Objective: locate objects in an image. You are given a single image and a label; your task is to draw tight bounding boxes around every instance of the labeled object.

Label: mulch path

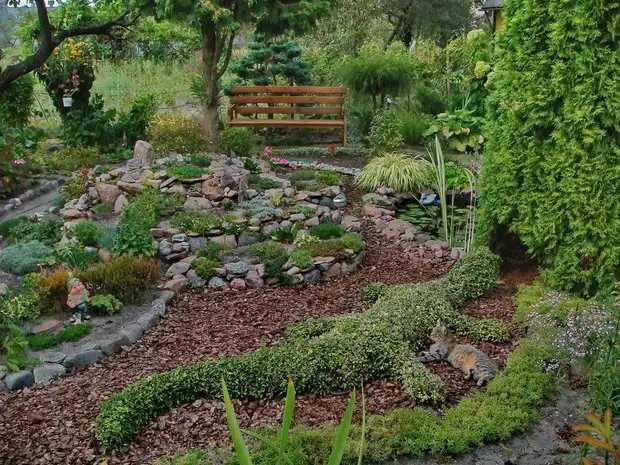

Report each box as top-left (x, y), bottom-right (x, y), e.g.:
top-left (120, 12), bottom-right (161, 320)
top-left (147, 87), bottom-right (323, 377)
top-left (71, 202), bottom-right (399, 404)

top-left (0, 226), bottom-right (528, 465)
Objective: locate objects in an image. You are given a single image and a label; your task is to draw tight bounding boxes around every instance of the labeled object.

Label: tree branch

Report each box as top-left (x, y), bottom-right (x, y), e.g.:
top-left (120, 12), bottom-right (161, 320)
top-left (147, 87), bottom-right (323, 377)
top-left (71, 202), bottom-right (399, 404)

top-left (217, 31), bottom-right (236, 79)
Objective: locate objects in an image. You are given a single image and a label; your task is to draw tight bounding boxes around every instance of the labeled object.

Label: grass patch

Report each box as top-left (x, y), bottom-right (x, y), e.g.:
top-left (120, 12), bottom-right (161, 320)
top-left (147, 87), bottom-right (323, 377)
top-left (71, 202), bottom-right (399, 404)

top-left (298, 232), bottom-right (365, 257)
top-left (27, 323), bottom-right (90, 350)
top-left (309, 222), bottom-right (346, 240)
top-left (290, 169), bottom-right (317, 181)
top-left (248, 175), bottom-right (281, 190)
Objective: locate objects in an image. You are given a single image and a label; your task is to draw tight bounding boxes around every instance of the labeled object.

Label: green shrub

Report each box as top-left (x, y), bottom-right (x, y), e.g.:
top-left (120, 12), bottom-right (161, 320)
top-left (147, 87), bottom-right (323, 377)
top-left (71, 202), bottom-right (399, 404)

top-left (0, 217), bottom-right (27, 239)
top-left (248, 175), bottom-right (281, 190)
top-left (368, 107), bottom-right (404, 155)
top-left (61, 176), bottom-right (88, 199)
top-left (478, 0), bottom-right (619, 297)
top-left (95, 248), bottom-right (503, 452)
top-left (78, 256), bottom-right (159, 302)
top-left (250, 242), bottom-right (288, 262)
top-left (56, 245), bottom-right (102, 270)
top-left (171, 211), bottom-right (222, 236)
top-left (355, 153), bottom-right (432, 193)
top-left (167, 165), bottom-right (204, 180)
top-left (315, 170), bottom-right (341, 187)
top-left (185, 154), bottom-right (213, 167)
top-left (7, 217), bottom-right (64, 246)
top-left (290, 250), bottom-right (313, 270)
top-left (130, 189), bottom-right (183, 219)
top-left (96, 225), bottom-right (117, 250)
top-left (424, 109), bottom-right (484, 153)
top-left (241, 198), bottom-right (283, 219)
top-left (113, 225), bottom-right (157, 257)
top-left (397, 111), bottom-right (432, 146)
top-left (289, 204), bottom-right (316, 217)
top-left (90, 294), bottom-right (123, 315)
top-left (72, 220), bottom-right (101, 246)
top-left (27, 323), bottom-right (90, 350)
top-left (196, 242), bottom-right (223, 260)
top-left (219, 127), bottom-right (255, 156)
top-left (0, 293), bottom-right (40, 323)
top-left (115, 92), bottom-right (159, 145)
top-left (0, 74), bottom-right (35, 128)
top-left (94, 203), bottom-right (114, 213)
top-left (271, 147), bottom-right (369, 159)
top-left (298, 232), bottom-right (365, 257)
top-left (0, 241), bottom-right (54, 275)
top-left (309, 222), bottom-right (346, 240)
top-left (362, 282), bottom-right (389, 302)
top-left (192, 257), bottom-right (220, 280)
top-left (270, 225), bottom-right (298, 243)
top-left (147, 114), bottom-right (207, 154)
top-left (290, 169), bottom-right (317, 182)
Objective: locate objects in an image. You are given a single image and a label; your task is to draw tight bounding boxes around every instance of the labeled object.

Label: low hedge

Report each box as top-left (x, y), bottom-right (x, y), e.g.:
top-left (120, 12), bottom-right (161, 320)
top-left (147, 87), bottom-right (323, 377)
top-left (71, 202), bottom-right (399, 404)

top-left (96, 248), bottom-right (506, 451)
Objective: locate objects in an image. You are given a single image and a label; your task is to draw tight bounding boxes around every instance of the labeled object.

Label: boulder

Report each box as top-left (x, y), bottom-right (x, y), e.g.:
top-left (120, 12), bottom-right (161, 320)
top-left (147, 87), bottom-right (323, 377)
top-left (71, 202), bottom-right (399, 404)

top-left (34, 363), bottom-right (67, 383)
top-left (304, 216), bottom-right (320, 227)
top-left (99, 334), bottom-right (130, 355)
top-left (289, 273), bottom-right (304, 285)
top-left (134, 140), bottom-right (155, 164)
top-left (167, 184), bottom-right (187, 197)
top-left (59, 208), bottom-right (83, 219)
top-left (224, 261), bottom-right (249, 278)
top-left (183, 197), bottom-right (212, 212)
top-left (166, 262), bottom-right (190, 276)
top-left (202, 184), bottom-right (225, 201)
top-left (361, 205), bottom-right (393, 219)
top-left (137, 311), bottom-right (160, 331)
top-left (164, 276), bottom-right (188, 292)
top-left (120, 324), bottom-right (144, 344)
top-left (186, 270), bottom-right (206, 289)
top-left (245, 270), bottom-right (264, 288)
top-left (188, 236), bottom-right (208, 252)
top-left (210, 234), bottom-right (237, 249)
top-left (117, 181), bottom-right (146, 194)
top-left (303, 269), bottom-right (322, 283)
top-left (208, 277), bottom-right (228, 290)
top-left (114, 194), bottom-right (129, 212)
top-left (159, 240), bottom-right (173, 256)
top-left (64, 350), bottom-right (104, 369)
top-left (323, 262), bottom-right (342, 278)
top-left (229, 278), bottom-right (246, 291)
top-left (39, 351), bottom-right (66, 364)
top-left (237, 231), bottom-right (261, 247)
top-left (4, 370), bottom-right (34, 390)
top-left (31, 319), bottom-right (64, 335)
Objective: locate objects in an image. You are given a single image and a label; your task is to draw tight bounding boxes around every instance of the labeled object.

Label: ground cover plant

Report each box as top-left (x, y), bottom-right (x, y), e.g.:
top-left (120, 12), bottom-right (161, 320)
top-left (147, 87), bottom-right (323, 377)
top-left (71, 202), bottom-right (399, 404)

top-left (95, 248), bottom-right (508, 451)
top-left (26, 323), bottom-right (90, 350)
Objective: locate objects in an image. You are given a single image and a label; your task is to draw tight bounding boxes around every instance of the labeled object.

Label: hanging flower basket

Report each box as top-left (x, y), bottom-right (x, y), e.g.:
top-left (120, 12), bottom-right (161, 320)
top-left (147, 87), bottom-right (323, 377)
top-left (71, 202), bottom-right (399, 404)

top-left (62, 97), bottom-right (73, 108)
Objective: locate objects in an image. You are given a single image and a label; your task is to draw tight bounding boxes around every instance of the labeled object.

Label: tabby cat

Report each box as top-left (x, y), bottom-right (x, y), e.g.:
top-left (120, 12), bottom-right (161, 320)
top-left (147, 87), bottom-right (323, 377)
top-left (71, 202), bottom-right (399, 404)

top-left (417, 320), bottom-right (498, 386)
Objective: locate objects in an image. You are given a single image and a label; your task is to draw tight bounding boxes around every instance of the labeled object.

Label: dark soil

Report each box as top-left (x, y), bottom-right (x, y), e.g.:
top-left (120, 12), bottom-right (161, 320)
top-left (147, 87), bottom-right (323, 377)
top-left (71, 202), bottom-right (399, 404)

top-left (0, 228), bottom-right (527, 465)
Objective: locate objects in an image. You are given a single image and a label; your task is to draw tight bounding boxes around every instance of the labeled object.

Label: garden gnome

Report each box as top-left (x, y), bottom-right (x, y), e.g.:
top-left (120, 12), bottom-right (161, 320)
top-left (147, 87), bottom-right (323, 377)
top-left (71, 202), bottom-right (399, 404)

top-left (67, 276), bottom-right (90, 323)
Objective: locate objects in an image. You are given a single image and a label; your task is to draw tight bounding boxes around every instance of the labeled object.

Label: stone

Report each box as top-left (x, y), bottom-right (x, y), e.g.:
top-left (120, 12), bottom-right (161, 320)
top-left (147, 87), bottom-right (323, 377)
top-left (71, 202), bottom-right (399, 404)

top-left (34, 363), bottom-right (66, 383)
top-left (145, 179), bottom-right (162, 189)
top-left (99, 249), bottom-right (112, 261)
top-left (159, 290), bottom-right (176, 303)
top-left (303, 269), bottom-right (322, 283)
top-left (210, 234), bottom-right (237, 249)
top-left (172, 233), bottom-right (188, 243)
top-left (0, 283), bottom-right (8, 296)
top-left (342, 262), bottom-right (358, 273)
top-left (202, 183), bottom-right (225, 201)
top-left (164, 276), bottom-right (188, 292)
top-left (137, 310), bottom-right (161, 331)
top-left (121, 171), bottom-right (140, 183)
top-left (225, 189), bottom-right (238, 198)
top-left (134, 140), bottom-right (155, 164)
top-left (229, 278), bottom-right (246, 290)
top-left (171, 243), bottom-right (185, 253)
top-left (151, 298), bottom-right (166, 316)
top-left (117, 180), bottom-right (147, 194)
top-left (245, 270), bottom-right (264, 288)
top-left (208, 277), bottom-right (228, 290)
top-left (99, 334), bottom-right (130, 355)
top-left (167, 184), bottom-right (188, 196)
top-left (31, 319), bottom-right (64, 335)
top-left (160, 177), bottom-right (177, 188)
top-left (64, 350), bottom-right (104, 369)
top-left (237, 231), bottom-right (261, 247)
top-left (424, 240), bottom-right (450, 250)
top-left (108, 168), bottom-right (126, 177)
top-left (323, 262), bottom-right (342, 278)
top-left (286, 266), bottom-right (301, 276)
top-left (289, 213), bottom-right (306, 222)
top-left (280, 220), bottom-right (293, 228)
top-left (284, 187), bottom-right (296, 197)
top-left (304, 216), bottom-right (320, 227)
top-left (4, 370), bottom-right (34, 390)
top-left (150, 228), bottom-right (166, 238)
top-left (114, 194), bottom-right (129, 212)
top-left (255, 263), bottom-right (266, 278)
top-left (40, 351), bottom-right (66, 364)
top-left (0, 365), bottom-right (7, 379)
top-left (246, 188), bottom-right (259, 199)
top-left (59, 208), bottom-right (83, 219)
top-left (289, 273), bottom-right (304, 284)
top-left (183, 197), bottom-right (212, 212)
top-left (219, 173), bottom-right (236, 188)
top-left (295, 192), bottom-right (309, 201)
top-left (213, 267), bottom-right (227, 277)
top-left (159, 240), bottom-right (173, 256)
top-left (154, 170), bottom-right (167, 180)
top-left (376, 187), bottom-right (393, 196)
top-left (166, 262), bottom-right (190, 276)
top-left (361, 205), bottom-right (393, 219)
top-left (120, 324), bottom-right (144, 344)
top-left (224, 261), bottom-right (249, 277)
top-left (186, 270), bottom-right (206, 289)
top-left (362, 193), bottom-right (395, 209)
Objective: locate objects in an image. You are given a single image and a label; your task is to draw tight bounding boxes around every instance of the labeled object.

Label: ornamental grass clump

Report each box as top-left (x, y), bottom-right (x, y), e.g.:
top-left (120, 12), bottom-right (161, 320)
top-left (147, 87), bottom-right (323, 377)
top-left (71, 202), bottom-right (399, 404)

top-left (355, 153), bottom-right (432, 193)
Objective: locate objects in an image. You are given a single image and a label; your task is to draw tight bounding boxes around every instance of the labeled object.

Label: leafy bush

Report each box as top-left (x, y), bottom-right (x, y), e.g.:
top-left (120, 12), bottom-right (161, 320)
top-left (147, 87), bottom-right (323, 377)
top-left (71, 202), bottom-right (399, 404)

top-left (248, 175), bottom-right (281, 190)
top-left (270, 226), bottom-right (298, 243)
top-left (219, 127), bottom-right (255, 156)
top-left (129, 189), bottom-right (183, 219)
top-left (115, 92), bottom-right (159, 145)
top-left (397, 111), bottom-right (432, 146)
top-left (271, 147), bottom-right (370, 159)
top-left (72, 220), bottom-right (101, 246)
top-left (7, 217), bottom-right (64, 245)
top-left (27, 323), bottom-right (90, 350)
top-left (94, 203), bottom-right (114, 213)
top-left (415, 85), bottom-right (447, 115)
top-left (250, 242), bottom-right (289, 262)
top-left (147, 114), bottom-right (207, 154)
top-left (315, 170), bottom-right (341, 187)
top-left (289, 204), bottom-right (316, 217)
top-left (113, 226), bottom-right (157, 257)
top-left (368, 108), bottom-right (404, 155)
top-left (241, 198), bottom-right (283, 219)
top-left (171, 211), bottom-right (222, 236)
top-left (424, 109), bottom-right (484, 153)
top-left (95, 248), bottom-right (503, 451)
top-left (0, 74), bottom-right (35, 128)
top-left (290, 250), bottom-right (313, 270)
top-left (197, 242), bottom-right (224, 260)
top-left (96, 225), bottom-right (117, 250)
top-left (185, 154), bottom-right (213, 167)
top-left (56, 244), bottom-right (102, 270)
top-left (0, 293), bottom-right (40, 323)
top-left (29, 146), bottom-right (103, 173)
top-left (298, 232), bottom-right (365, 257)
top-left (78, 256), bottom-right (159, 302)
top-left (479, 0), bottom-right (619, 296)
top-left (362, 283), bottom-right (389, 302)
top-left (0, 217), bottom-right (27, 239)
top-left (36, 269), bottom-right (70, 313)
top-left (61, 176), bottom-right (88, 199)
top-left (242, 157), bottom-right (260, 175)
top-left (0, 241), bottom-right (54, 275)
top-left (356, 153), bottom-right (432, 193)
top-left (290, 169), bottom-right (316, 182)
top-left (192, 257), bottom-right (221, 280)
top-left (61, 95), bottom-right (119, 150)
top-left (309, 222), bottom-right (346, 240)
top-left (90, 294), bottom-right (123, 315)
top-left (167, 165), bottom-right (204, 180)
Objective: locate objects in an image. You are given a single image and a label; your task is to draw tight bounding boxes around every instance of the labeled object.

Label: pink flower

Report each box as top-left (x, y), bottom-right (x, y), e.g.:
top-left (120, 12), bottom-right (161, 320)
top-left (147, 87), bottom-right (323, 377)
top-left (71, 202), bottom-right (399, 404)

top-left (12, 159), bottom-right (26, 165)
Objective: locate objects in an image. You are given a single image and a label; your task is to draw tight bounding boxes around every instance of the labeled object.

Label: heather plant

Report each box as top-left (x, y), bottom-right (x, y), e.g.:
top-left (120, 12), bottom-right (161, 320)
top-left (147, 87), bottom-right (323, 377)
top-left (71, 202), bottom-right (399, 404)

top-left (309, 222), bottom-right (346, 240)
top-left (192, 257), bottom-right (221, 280)
top-left (171, 211), bottom-right (222, 236)
top-left (290, 250), bottom-right (313, 270)
top-left (315, 170), bottom-right (341, 188)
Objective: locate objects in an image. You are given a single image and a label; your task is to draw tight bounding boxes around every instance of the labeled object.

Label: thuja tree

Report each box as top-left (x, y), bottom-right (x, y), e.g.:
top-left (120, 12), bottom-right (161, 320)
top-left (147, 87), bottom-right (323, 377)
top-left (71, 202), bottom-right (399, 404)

top-left (479, 0), bottom-right (620, 297)
top-left (155, 0), bottom-right (331, 149)
top-left (229, 34), bottom-right (310, 87)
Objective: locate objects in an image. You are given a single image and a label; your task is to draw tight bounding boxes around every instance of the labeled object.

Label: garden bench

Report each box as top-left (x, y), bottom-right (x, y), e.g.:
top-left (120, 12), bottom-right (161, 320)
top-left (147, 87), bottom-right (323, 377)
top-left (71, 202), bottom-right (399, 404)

top-left (228, 86), bottom-right (348, 146)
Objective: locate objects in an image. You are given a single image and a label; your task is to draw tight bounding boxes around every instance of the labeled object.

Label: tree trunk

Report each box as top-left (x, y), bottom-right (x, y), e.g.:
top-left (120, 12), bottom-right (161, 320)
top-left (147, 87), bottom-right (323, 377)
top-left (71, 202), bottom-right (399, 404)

top-left (202, 30), bottom-right (220, 152)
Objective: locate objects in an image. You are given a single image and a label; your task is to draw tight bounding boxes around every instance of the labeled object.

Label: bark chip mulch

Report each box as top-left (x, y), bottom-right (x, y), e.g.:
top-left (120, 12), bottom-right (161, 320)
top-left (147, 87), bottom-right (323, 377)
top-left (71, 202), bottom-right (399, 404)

top-left (0, 229), bottom-right (526, 465)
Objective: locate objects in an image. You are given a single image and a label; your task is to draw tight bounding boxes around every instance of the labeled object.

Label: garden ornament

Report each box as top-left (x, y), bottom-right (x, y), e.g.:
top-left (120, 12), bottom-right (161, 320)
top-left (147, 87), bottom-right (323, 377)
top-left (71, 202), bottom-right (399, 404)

top-left (333, 193), bottom-right (347, 209)
top-left (67, 275), bottom-right (90, 323)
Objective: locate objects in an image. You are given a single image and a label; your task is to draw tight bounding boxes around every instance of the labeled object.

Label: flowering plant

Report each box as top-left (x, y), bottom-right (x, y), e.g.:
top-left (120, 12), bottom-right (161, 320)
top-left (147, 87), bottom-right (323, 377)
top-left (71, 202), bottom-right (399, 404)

top-left (57, 70), bottom-right (81, 97)
top-left (261, 146), bottom-right (273, 159)
top-left (329, 144), bottom-right (336, 154)
top-left (269, 157), bottom-right (299, 170)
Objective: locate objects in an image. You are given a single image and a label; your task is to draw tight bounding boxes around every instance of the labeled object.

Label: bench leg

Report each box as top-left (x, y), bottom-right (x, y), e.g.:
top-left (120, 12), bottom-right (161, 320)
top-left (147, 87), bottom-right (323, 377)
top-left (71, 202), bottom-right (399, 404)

top-left (343, 128), bottom-right (347, 147)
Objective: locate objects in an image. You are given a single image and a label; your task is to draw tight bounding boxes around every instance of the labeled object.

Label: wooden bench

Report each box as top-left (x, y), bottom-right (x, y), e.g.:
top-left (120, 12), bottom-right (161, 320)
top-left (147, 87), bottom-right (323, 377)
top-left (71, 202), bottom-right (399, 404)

top-left (228, 86), bottom-right (348, 146)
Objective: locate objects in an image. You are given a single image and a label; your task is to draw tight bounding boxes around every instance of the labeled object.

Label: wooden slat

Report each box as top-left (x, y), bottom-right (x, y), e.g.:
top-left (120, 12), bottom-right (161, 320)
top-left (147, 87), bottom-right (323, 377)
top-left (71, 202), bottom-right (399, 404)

top-left (236, 106), bottom-right (343, 115)
top-left (233, 95), bottom-right (344, 105)
top-left (229, 119), bottom-right (345, 129)
top-left (231, 85), bottom-right (345, 94)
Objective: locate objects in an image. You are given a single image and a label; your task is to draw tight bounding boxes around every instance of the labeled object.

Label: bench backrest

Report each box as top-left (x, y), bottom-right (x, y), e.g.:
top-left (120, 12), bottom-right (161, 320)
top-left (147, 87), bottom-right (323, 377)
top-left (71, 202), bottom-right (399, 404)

top-left (230, 86), bottom-right (346, 117)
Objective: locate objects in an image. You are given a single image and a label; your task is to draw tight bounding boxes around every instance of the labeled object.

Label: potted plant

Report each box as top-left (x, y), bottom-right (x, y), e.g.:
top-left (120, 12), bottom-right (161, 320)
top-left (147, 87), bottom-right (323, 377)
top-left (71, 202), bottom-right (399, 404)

top-left (60, 70), bottom-right (81, 108)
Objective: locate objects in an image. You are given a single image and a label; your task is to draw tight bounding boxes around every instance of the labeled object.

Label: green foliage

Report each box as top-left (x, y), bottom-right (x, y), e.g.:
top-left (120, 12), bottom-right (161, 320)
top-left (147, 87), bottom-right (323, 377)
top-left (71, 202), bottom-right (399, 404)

top-left (243, 157), bottom-right (261, 174)
top-left (113, 226), bottom-right (157, 257)
top-left (310, 222), bottom-right (346, 240)
top-left (192, 257), bottom-right (221, 280)
top-left (26, 323), bottom-right (90, 350)
top-left (167, 165), bottom-right (204, 180)
top-left (424, 109), bottom-right (485, 153)
top-left (271, 147), bottom-right (369, 159)
top-left (115, 92), bottom-right (159, 145)
top-left (56, 244), bottom-right (101, 270)
top-left (298, 233), bottom-right (365, 257)
top-left (185, 154), bottom-right (213, 167)
top-left (94, 203), bottom-right (114, 213)
top-left (90, 294), bottom-right (123, 315)
top-left (147, 114), bottom-right (207, 154)
top-left (289, 204), bottom-right (316, 217)
top-left (241, 198), bottom-right (283, 219)
top-left (270, 226), bottom-right (298, 244)
top-left (72, 220), bottom-right (101, 246)
top-left (0, 241), bottom-right (54, 275)
top-left (316, 170), bottom-right (342, 188)
top-left (171, 211), bottom-right (222, 236)
top-left (197, 242), bottom-right (224, 260)
top-left (29, 146), bottom-right (103, 173)
top-left (0, 323), bottom-right (29, 372)
top-left (368, 108), bottom-right (404, 155)
top-left (248, 176), bottom-right (281, 190)
top-left (290, 250), bottom-right (314, 270)
top-left (0, 217), bottom-right (28, 239)
top-left (0, 293), bottom-right (41, 323)
top-left (61, 175), bottom-right (88, 199)
top-left (78, 256), bottom-right (159, 303)
top-left (290, 169), bottom-right (316, 182)
top-left (479, 0), bottom-right (619, 297)
top-left (95, 248), bottom-right (502, 452)
top-left (250, 242), bottom-right (289, 262)
top-left (0, 74), bottom-right (35, 128)
top-left (219, 128), bottom-right (256, 156)
top-left (397, 110), bottom-right (432, 146)
top-left (355, 153), bottom-right (432, 193)
top-left (362, 283), bottom-right (389, 302)
top-left (61, 95), bottom-right (119, 150)
top-left (130, 189), bottom-right (183, 220)
top-left (7, 217), bottom-right (64, 245)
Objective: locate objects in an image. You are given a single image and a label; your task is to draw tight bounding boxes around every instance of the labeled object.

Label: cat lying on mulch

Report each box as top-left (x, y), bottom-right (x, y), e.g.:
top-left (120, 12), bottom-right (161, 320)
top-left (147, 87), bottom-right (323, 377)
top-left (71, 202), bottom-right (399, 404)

top-left (418, 320), bottom-right (498, 386)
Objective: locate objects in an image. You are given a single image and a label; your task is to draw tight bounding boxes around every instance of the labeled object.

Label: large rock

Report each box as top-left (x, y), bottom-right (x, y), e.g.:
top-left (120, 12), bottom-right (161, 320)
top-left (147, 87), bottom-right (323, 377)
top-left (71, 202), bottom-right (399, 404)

top-left (237, 231), bottom-right (261, 247)
top-left (117, 181), bottom-right (146, 194)
top-left (361, 193), bottom-right (395, 209)
top-left (229, 278), bottom-right (246, 290)
top-left (164, 276), bottom-right (188, 292)
top-left (33, 363), bottom-right (66, 383)
top-left (224, 261), bottom-right (249, 278)
top-left (4, 370), bottom-right (34, 390)
top-left (114, 194), bottom-right (129, 212)
top-left (323, 262), bottom-right (342, 278)
top-left (303, 268), bottom-right (322, 283)
top-left (137, 310), bottom-right (160, 331)
top-left (59, 208), bottom-right (83, 219)
top-left (361, 205), bottom-right (393, 219)
top-left (186, 269), bottom-right (206, 289)
top-left (208, 277), bottom-right (228, 290)
top-left (96, 183), bottom-right (122, 205)
top-left (31, 319), bottom-right (64, 335)
top-left (202, 184), bottom-right (225, 201)
top-left (39, 351), bottom-right (66, 364)
top-left (99, 334), bottom-right (130, 355)
top-left (166, 262), bottom-right (190, 276)
top-left (245, 269), bottom-right (264, 288)
top-left (183, 197), bottom-right (212, 212)
top-left (210, 234), bottom-right (237, 249)
top-left (63, 350), bottom-right (104, 369)
top-left (134, 140), bottom-right (155, 164)
top-left (188, 236), bottom-right (208, 252)
top-left (120, 324), bottom-right (144, 344)
top-left (167, 184), bottom-right (187, 197)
